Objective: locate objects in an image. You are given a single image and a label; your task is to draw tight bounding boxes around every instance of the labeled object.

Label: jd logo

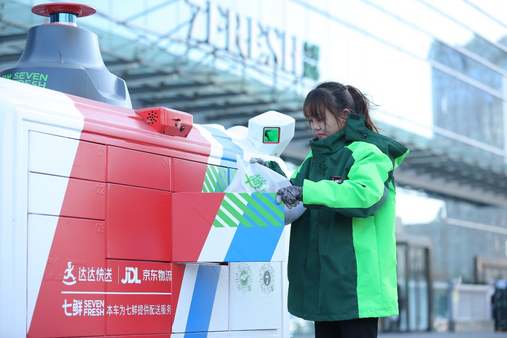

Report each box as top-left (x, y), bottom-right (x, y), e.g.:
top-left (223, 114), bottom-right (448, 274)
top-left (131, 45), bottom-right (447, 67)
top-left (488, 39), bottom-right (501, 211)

top-left (121, 267), bottom-right (141, 284)
top-left (244, 173), bottom-right (267, 190)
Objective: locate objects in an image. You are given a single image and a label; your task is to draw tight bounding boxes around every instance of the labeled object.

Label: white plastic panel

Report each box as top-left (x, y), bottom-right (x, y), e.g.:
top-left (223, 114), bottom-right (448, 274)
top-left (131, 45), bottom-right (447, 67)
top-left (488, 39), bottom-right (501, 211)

top-left (28, 173), bottom-right (70, 217)
top-left (29, 132), bottom-right (80, 177)
top-left (26, 214), bottom-right (59, 333)
top-left (173, 264), bottom-right (229, 333)
top-left (229, 262), bottom-right (283, 330)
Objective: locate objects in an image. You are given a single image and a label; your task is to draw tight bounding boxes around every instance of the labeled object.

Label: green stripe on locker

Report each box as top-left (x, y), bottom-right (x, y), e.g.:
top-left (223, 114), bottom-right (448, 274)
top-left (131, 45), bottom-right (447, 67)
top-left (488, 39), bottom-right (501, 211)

top-left (212, 193), bottom-right (283, 228)
top-left (202, 165), bottom-right (228, 192)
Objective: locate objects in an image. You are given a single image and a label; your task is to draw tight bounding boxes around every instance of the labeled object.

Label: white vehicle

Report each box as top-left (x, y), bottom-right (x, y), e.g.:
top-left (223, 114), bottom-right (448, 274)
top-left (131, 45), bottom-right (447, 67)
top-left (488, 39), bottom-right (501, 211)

top-left (0, 3), bottom-right (295, 337)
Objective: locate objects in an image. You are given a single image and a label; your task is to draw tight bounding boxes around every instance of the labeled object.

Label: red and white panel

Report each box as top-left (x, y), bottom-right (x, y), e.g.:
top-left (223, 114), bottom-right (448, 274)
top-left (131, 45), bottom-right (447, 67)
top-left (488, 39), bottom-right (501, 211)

top-left (106, 260), bottom-right (173, 335)
top-left (27, 215), bottom-right (106, 338)
top-left (0, 80), bottom-right (87, 337)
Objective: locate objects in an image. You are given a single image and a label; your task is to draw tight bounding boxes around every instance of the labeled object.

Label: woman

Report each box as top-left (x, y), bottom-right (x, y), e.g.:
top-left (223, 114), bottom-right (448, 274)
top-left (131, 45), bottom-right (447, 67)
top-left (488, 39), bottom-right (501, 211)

top-left (276, 81), bottom-right (409, 338)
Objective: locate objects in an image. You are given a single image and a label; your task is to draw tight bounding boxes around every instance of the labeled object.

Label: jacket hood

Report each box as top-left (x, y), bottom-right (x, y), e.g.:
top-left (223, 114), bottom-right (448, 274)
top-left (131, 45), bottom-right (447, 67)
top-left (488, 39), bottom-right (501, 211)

top-left (345, 113), bottom-right (409, 169)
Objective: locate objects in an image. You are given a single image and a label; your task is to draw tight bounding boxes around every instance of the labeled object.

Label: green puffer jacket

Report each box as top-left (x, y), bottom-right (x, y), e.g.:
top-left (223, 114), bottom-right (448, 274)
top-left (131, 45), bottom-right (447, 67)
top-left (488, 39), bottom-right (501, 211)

top-left (287, 113), bottom-right (409, 322)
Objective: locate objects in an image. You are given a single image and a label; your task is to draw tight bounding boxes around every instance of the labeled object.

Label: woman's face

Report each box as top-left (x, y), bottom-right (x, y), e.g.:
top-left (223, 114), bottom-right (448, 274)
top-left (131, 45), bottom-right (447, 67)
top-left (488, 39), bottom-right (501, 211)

top-left (308, 109), bottom-right (347, 140)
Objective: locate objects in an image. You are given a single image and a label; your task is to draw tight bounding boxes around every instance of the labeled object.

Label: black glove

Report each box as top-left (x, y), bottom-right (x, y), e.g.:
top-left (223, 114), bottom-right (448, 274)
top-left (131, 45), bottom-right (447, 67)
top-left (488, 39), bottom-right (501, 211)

top-left (276, 186), bottom-right (303, 209)
top-left (250, 157), bottom-right (269, 167)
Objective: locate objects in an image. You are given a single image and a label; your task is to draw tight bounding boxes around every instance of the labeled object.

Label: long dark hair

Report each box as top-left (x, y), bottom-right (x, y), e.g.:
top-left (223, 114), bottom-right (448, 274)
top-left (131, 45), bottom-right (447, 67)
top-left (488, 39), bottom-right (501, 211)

top-left (303, 81), bottom-right (378, 132)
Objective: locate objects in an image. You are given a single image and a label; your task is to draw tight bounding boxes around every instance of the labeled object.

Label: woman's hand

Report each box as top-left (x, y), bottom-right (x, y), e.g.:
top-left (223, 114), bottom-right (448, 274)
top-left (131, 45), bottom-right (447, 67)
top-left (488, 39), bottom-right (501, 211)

top-left (276, 186), bottom-right (303, 208)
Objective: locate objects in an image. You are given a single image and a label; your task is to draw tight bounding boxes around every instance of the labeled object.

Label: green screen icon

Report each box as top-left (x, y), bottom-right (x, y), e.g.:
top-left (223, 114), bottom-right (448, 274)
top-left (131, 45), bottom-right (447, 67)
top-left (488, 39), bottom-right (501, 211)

top-left (263, 127), bottom-right (280, 143)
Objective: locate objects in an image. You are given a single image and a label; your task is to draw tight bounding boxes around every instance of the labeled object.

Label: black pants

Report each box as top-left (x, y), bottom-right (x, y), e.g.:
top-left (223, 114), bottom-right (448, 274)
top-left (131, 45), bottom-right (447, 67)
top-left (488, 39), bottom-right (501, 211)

top-left (314, 317), bottom-right (378, 338)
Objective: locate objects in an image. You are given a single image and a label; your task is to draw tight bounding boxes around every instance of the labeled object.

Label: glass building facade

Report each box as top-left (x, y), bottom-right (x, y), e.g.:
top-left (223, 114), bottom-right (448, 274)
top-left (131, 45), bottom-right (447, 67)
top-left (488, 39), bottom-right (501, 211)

top-left (2, 0), bottom-right (507, 333)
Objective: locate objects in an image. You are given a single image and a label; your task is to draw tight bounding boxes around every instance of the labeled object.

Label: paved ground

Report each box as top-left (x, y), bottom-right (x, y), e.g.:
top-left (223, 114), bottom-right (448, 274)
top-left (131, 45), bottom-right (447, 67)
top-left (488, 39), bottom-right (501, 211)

top-left (294, 331), bottom-right (507, 338)
top-left (378, 332), bottom-right (507, 338)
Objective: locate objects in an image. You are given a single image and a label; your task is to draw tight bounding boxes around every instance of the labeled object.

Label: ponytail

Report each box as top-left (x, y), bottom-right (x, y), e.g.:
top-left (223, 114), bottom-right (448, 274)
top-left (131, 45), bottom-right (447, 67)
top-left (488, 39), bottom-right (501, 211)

top-left (304, 81), bottom-right (379, 133)
top-left (346, 85), bottom-right (378, 133)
